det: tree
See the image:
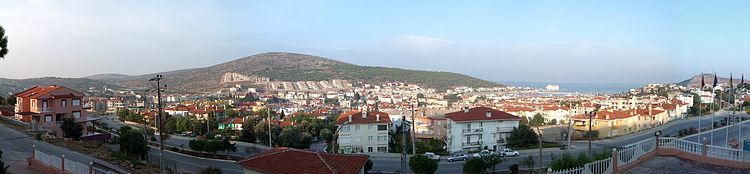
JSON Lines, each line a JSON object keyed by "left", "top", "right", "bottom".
{"left": 117, "top": 126, "right": 149, "bottom": 159}
{"left": 521, "top": 155, "right": 535, "bottom": 174}
{"left": 320, "top": 129, "right": 333, "bottom": 142}
{"left": 198, "top": 167, "right": 222, "bottom": 174}
{"left": 520, "top": 117, "right": 529, "bottom": 125}
{"left": 0, "top": 25, "right": 8, "bottom": 59}
{"left": 531, "top": 113, "right": 545, "bottom": 126}
{"left": 254, "top": 120, "right": 280, "bottom": 146}
{"left": 60, "top": 118, "right": 83, "bottom": 141}
{"left": 409, "top": 155, "right": 438, "bottom": 174}
{"left": 483, "top": 155, "right": 503, "bottom": 173}
{"left": 463, "top": 157, "right": 488, "bottom": 174}
{"left": 548, "top": 119, "right": 557, "bottom": 125}
{"left": 240, "top": 121, "right": 256, "bottom": 143}
{"left": 4, "top": 97, "right": 14, "bottom": 106}
{"left": 0, "top": 148, "right": 9, "bottom": 174}
{"left": 364, "top": 159, "right": 373, "bottom": 173}
{"left": 509, "top": 164, "right": 519, "bottom": 174}
{"left": 507, "top": 124, "right": 538, "bottom": 148}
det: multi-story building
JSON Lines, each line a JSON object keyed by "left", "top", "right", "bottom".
{"left": 13, "top": 85, "right": 94, "bottom": 137}
{"left": 335, "top": 110, "right": 391, "bottom": 154}
{"left": 445, "top": 107, "right": 521, "bottom": 153}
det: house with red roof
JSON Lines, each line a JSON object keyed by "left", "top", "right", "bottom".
{"left": 13, "top": 85, "right": 97, "bottom": 137}
{"left": 236, "top": 147, "right": 369, "bottom": 174}
{"left": 444, "top": 107, "right": 521, "bottom": 153}
{"left": 336, "top": 110, "right": 391, "bottom": 154}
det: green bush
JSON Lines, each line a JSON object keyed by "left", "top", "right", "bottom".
{"left": 409, "top": 155, "right": 438, "bottom": 174}
{"left": 509, "top": 164, "right": 519, "bottom": 174}
{"left": 463, "top": 157, "right": 488, "bottom": 174}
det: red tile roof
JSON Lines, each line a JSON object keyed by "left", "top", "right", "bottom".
{"left": 237, "top": 147, "right": 369, "bottom": 174}
{"left": 14, "top": 85, "right": 83, "bottom": 99}
{"left": 445, "top": 107, "right": 521, "bottom": 122}
{"left": 336, "top": 111, "right": 392, "bottom": 125}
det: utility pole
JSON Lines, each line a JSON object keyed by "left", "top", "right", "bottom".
{"left": 588, "top": 111, "right": 592, "bottom": 156}
{"left": 401, "top": 113, "right": 407, "bottom": 174}
{"left": 411, "top": 104, "right": 416, "bottom": 155}
{"left": 148, "top": 75, "right": 165, "bottom": 172}
{"left": 268, "top": 107, "right": 272, "bottom": 147}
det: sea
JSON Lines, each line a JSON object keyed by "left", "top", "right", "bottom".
{"left": 500, "top": 81, "right": 643, "bottom": 95}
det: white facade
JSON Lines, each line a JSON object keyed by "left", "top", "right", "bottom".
{"left": 446, "top": 119, "right": 519, "bottom": 153}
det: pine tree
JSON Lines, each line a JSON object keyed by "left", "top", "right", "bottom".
{"left": 0, "top": 148, "right": 9, "bottom": 174}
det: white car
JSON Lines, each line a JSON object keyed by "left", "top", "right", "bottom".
{"left": 499, "top": 149, "right": 520, "bottom": 157}
{"left": 447, "top": 153, "right": 469, "bottom": 162}
{"left": 424, "top": 152, "right": 441, "bottom": 161}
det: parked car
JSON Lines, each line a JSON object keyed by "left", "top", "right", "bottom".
{"left": 424, "top": 152, "right": 441, "bottom": 161}
{"left": 447, "top": 153, "right": 469, "bottom": 162}
{"left": 498, "top": 149, "right": 520, "bottom": 157}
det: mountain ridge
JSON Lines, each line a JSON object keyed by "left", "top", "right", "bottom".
{"left": 88, "top": 52, "right": 502, "bottom": 91}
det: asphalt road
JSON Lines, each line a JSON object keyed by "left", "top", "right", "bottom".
{"left": 0, "top": 122, "right": 128, "bottom": 174}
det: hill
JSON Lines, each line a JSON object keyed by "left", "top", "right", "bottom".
{"left": 0, "top": 77, "right": 120, "bottom": 97}
{"left": 92, "top": 52, "right": 501, "bottom": 92}
{"left": 676, "top": 73, "right": 742, "bottom": 88}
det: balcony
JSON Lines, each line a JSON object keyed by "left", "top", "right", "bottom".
{"left": 462, "top": 128, "right": 483, "bottom": 134}
{"left": 496, "top": 138, "right": 506, "bottom": 144}
{"left": 496, "top": 127, "right": 514, "bottom": 133}
{"left": 462, "top": 141, "right": 482, "bottom": 147}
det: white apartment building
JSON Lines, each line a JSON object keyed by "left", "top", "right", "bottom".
{"left": 445, "top": 107, "right": 521, "bottom": 154}
{"left": 336, "top": 111, "right": 391, "bottom": 154}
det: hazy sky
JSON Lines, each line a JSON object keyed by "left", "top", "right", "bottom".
{"left": 0, "top": 0, "right": 749, "bottom": 84}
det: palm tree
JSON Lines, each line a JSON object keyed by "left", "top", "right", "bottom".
{"left": 0, "top": 25, "right": 7, "bottom": 58}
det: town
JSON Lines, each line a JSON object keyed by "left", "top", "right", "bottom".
{"left": 1, "top": 72, "right": 749, "bottom": 174}
{"left": 2, "top": 1, "right": 749, "bottom": 174}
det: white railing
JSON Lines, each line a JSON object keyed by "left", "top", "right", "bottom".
{"left": 660, "top": 137, "right": 702, "bottom": 155}
{"left": 617, "top": 138, "right": 655, "bottom": 167}
{"left": 707, "top": 145, "right": 743, "bottom": 161}
{"left": 552, "top": 158, "right": 612, "bottom": 174}
{"left": 662, "top": 137, "right": 748, "bottom": 163}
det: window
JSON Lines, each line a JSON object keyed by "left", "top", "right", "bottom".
{"left": 377, "top": 136, "right": 387, "bottom": 142}
{"left": 368, "top": 136, "right": 373, "bottom": 142}
{"left": 377, "top": 147, "right": 387, "bottom": 153}
{"left": 355, "top": 125, "right": 360, "bottom": 131}
{"left": 339, "top": 136, "right": 351, "bottom": 144}
{"left": 377, "top": 125, "right": 387, "bottom": 131}
{"left": 42, "top": 100, "right": 48, "bottom": 110}
{"left": 72, "top": 98, "right": 81, "bottom": 106}
{"left": 368, "top": 147, "right": 373, "bottom": 153}
{"left": 45, "top": 115, "right": 52, "bottom": 122}
{"left": 368, "top": 125, "right": 372, "bottom": 130}
{"left": 73, "top": 111, "right": 81, "bottom": 119}
{"left": 61, "top": 100, "right": 67, "bottom": 107}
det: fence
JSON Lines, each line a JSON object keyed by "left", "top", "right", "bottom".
{"left": 660, "top": 137, "right": 748, "bottom": 163}
{"left": 616, "top": 138, "right": 655, "bottom": 167}
{"left": 33, "top": 148, "right": 126, "bottom": 174}
{"left": 551, "top": 158, "right": 613, "bottom": 174}
{"left": 552, "top": 138, "right": 656, "bottom": 174}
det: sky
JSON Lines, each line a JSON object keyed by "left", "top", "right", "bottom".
{"left": 0, "top": 0, "right": 749, "bottom": 84}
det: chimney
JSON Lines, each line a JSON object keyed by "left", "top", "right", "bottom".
{"left": 485, "top": 111, "right": 492, "bottom": 118}
{"left": 376, "top": 114, "right": 380, "bottom": 121}
{"left": 362, "top": 111, "right": 368, "bottom": 118}
{"left": 348, "top": 115, "right": 352, "bottom": 123}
